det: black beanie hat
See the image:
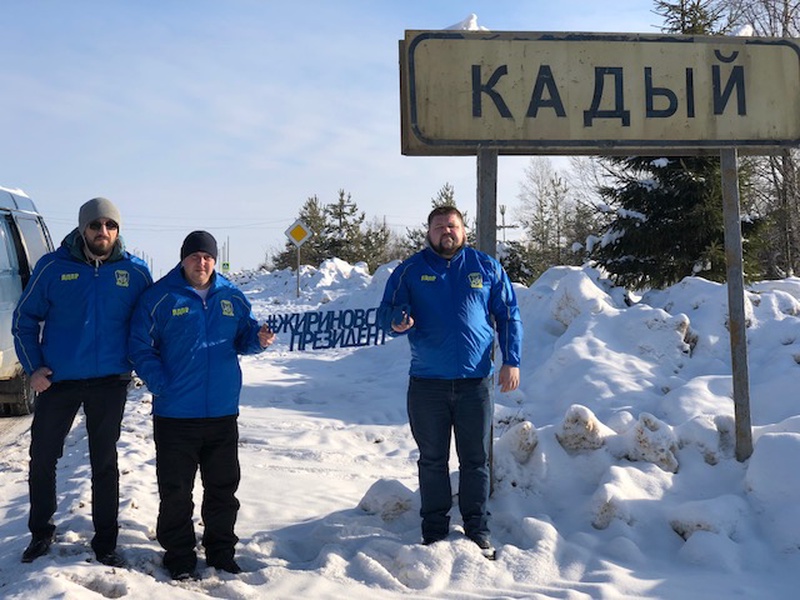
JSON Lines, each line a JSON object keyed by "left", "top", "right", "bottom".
{"left": 180, "top": 230, "right": 218, "bottom": 261}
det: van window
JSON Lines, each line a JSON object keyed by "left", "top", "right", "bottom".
{"left": 14, "top": 215, "right": 51, "bottom": 270}
{"left": 0, "top": 217, "right": 19, "bottom": 272}
{"left": 0, "top": 216, "right": 23, "bottom": 370}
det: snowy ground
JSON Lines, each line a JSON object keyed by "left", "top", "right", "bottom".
{"left": 1, "top": 258, "right": 800, "bottom": 598}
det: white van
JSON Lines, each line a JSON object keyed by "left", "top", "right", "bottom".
{"left": 0, "top": 186, "right": 54, "bottom": 415}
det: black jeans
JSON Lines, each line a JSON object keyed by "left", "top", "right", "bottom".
{"left": 407, "top": 376, "right": 492, "bottom": 540}
{"left": 28, "top": 376, "right": 128, "bottom": 555}
{"left": 153, "top": 415, "right": 240, "bottom": 572}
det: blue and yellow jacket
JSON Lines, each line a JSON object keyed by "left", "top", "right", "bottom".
{"left": 378, "top": 246, "right": 522, "bottom": 379}
{"left": 13, "top": 229, "right": 153, "bottom": 382}
{"left": 129, "top": 265, "right": 264, "bottom": 418}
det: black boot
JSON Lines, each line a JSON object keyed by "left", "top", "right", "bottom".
{"left": 21, "top": 533, "right": 55, "bottom": 563}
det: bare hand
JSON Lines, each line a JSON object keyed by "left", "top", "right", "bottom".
{"left": 31, "top": 366, "right": 53, "bottom": 393}
{"left": 258, "top": 324, "right": 276, "bottom": 348}
{"left": 391, "top": 312, "right": 414, "bottom": 333}
{"left": 498, "top": 365, "right": 520, "bottom": 393}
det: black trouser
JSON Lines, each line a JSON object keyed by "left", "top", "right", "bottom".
{"left": 28, "top": 376, "right": 128, "bottom": 556}
{"left": 153, "top": 415, "right": 240, "bottom": 572}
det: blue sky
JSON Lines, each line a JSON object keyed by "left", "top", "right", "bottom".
{"left": 0, "top": 1, "right": 659, "bottom": 275}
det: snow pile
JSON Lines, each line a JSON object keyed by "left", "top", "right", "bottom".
{"left": 2, "top": 261, "right": 800, "bottom": 598}
{"left": 445, "top": 13, "right": 489, "bottom": 31}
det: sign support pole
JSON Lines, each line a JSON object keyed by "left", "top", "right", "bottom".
{"left": 296, "top": 246, "right": 301, "bottom": 298}
{"left": 284, "top": 219, "right": 313, "bottom": 300}
{"left": 476, "top": 146, "right": 499, "bottom": 494}
{"left": 720, "top": 148, "right": 753, "bottom": 462}
{"left": 476, "top": 147, "right": 498, "bottom": 258}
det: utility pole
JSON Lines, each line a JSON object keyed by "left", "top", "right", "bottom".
{"left": 497, "top": 204, "right": 519, "bottom": 242}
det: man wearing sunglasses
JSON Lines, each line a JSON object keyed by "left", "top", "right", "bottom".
{"left": 13, "top": 197, "right": 152, "bottom": 567}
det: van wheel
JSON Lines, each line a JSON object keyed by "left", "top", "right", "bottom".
{"left": 0, "top": 372, "right": 36, "bottom": 416}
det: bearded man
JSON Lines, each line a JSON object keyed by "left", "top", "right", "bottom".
{"left": 14, "top": 197, "right": 152, "bottom": 566}
{"left": 378, "top": 206, "right": 522, "bottom": 558}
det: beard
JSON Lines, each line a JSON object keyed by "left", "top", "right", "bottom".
{"left": 428, "top": 233, "right": 464, "bottom": 258}
{"left": 85, "top": 236, "right": 114, "bottom": 258}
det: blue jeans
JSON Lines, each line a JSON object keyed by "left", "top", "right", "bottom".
{"left": 407, "top": 376, "right": 492, "bottom": 540}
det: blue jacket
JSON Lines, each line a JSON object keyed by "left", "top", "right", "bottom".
{"left": 13, "top": 229, "right": 153, "bottom": 382}
{"left": 378, "top": 246, "right": 522, "bottom": 379}
{"left": 129, "top": 265, "right": 265, "bottom": 418}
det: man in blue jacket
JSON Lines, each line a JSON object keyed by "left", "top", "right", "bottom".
{"left": 129, "top": 230, "right": 274, "bottom": 581}
{"left": 13, "top": 197, "right": 152, "bottom": 566}
{"left": 378, "top": 206, "right": 522, "bottom": 557}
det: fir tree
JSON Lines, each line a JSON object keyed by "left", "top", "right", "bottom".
{"left": 497, "top": 240, "right": 537, "bottom": 286}
{"left": 588, "top": 0, "right": 754, "bottom": 288}
{"left": 324, "top": 189, "right": 366, "bottom": 265}
{"left": 361, "top": 218, "right": 393, "bottom": 273}
{"left": 589, "top": 156, "right": 762, "bottom": 288}
{"left": 652, "top": 0, "right": 729, "bottom": 35}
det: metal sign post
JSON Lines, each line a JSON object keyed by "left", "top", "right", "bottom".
{"left": 720, "top": 148, "right": 754, "bottom": 461}
{"left": 220, "top": 235, "right": 231, "bottom": 274}
{"left": 477, "top": 147, "right": 499, "bottom": 492}
{"left": 284, "top": 219, "right": 313, "bottom": 298}
{"left": 476, "top": 147, "right": 498, "bottom": 257}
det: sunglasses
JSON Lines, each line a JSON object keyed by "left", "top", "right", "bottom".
{"left": 88, "top": 220, "right": 119, "bottom": 231}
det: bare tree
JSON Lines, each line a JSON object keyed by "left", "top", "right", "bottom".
{"left": 736, "top": 0, "right": 800, "bottom": 36}
{"left": 516, "top": 157, "right": 592, "bottom": 273}
{"left": 735, "top": 0, "right": 800, "bottom": 276}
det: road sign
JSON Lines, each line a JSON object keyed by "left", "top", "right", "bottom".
{"left": 285, "top": 219, "right": 313, "bottom": 247}
{"left": 400, "top": 31, "right": 800, "bottom": 155}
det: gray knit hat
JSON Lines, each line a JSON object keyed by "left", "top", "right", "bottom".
{"left": 79, "top": 197, "right": 122, "bottom": 232}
